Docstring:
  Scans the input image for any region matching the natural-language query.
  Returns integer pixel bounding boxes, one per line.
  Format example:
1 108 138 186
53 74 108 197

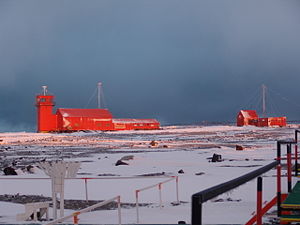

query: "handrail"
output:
44 195 121 225
191 161 278 225
135 176 179 223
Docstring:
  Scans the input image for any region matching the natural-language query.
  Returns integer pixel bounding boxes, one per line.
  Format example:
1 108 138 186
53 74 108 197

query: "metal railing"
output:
191 161 279 225
135 176 179 223
44 195 121 225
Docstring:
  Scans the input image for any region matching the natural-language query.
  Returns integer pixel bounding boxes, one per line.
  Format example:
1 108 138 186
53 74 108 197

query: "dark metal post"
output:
192 195 202 225
295 130 299 176
287 144 292 192
277 141 282 217
257 177 263 225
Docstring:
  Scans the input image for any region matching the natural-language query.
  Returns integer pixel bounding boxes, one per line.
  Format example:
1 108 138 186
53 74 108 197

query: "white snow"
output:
0 125 297 224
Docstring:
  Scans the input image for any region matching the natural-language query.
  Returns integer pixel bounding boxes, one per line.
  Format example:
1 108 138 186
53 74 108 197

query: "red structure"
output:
237 110 286 127
237 110 259 126
257 117 287 127
36 87 160 132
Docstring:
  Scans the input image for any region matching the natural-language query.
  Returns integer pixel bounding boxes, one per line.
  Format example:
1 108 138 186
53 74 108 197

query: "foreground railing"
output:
191 161 279 225
44 195 121 225
135 176 179 223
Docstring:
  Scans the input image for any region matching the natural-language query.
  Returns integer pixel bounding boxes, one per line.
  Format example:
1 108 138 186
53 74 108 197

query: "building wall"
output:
56 114 114 131
36 95 57 132
113 121 160 130
257 117 286 127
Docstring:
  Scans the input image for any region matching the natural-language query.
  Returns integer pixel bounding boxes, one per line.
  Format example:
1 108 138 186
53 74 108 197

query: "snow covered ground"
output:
0 125 298 224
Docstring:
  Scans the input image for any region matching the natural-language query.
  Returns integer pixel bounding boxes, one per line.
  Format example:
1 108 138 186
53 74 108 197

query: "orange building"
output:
236 110 259 126
257 117 287 127
36 87 160 132
237 110 286 127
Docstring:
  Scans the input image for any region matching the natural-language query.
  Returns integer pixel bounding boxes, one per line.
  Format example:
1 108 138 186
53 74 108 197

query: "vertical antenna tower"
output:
262 84 267 117
97 82 102 109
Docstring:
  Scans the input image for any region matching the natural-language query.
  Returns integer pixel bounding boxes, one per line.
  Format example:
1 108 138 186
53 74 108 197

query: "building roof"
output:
57 108 113 118
239 110 259 119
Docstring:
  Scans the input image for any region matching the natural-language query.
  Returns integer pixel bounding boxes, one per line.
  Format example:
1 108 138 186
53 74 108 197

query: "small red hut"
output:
236 110 259 126
36 86 160 132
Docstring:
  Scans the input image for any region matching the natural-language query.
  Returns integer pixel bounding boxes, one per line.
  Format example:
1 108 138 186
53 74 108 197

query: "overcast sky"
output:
1 1 300 131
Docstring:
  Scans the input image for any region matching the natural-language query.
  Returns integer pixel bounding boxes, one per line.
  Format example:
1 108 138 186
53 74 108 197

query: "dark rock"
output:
178 169 184 174
236 145 244 151
137 172 165 177
97 173 120 176
195 172 205 176
162 145 168 148
115 160 128 166
4 167 17 175
150 140 158 147
211 154 222 162
26 165 36 174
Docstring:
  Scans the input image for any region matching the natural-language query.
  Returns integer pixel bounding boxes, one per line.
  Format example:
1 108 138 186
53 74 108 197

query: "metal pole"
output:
60 177 65 217
136 190 139 224
191 195 202 225
262 84 266 117
85 179 88 202
159 183 162 209
176 176 179 203
287 144 292 192
52 178 57 219
73 212 79 225
257 177 263 225
117 196 121 225
97 82 102 109
295 130 299 176
277 141 282 217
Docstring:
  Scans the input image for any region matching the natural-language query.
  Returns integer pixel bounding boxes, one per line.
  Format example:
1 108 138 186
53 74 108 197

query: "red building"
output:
257 117 287 127
36 87 160 132
236 110 286 127
236 110 259 126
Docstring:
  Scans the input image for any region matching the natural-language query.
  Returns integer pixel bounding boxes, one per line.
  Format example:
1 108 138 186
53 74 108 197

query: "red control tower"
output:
35 86 57 132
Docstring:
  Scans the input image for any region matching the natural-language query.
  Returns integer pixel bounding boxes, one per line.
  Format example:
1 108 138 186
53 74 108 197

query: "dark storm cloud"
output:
0 0 300 131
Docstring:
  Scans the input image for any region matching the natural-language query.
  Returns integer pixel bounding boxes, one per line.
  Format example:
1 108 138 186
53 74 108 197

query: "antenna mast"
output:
262 84 267 117
97 82 102 109
42 86 48 96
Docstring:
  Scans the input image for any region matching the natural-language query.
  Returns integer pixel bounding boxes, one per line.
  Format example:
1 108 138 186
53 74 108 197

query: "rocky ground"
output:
0 125 298 223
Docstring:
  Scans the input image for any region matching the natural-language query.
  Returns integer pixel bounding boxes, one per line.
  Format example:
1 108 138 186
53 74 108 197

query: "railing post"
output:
84 178 88 202
73 212 79 225
277 141 282 217
191 194 202 225
295 130 299 176
159 183 162 209
176 176 179 203
117 196 121 225
136 190 139 224
257 177 263 225
287 144 292 192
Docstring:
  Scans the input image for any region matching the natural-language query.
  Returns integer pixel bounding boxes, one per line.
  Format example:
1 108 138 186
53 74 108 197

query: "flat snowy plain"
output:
0 125 298 224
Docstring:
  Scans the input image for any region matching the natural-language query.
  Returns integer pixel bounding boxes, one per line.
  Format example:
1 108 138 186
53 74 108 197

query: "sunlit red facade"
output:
36 93 160 132
237 110 286 127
